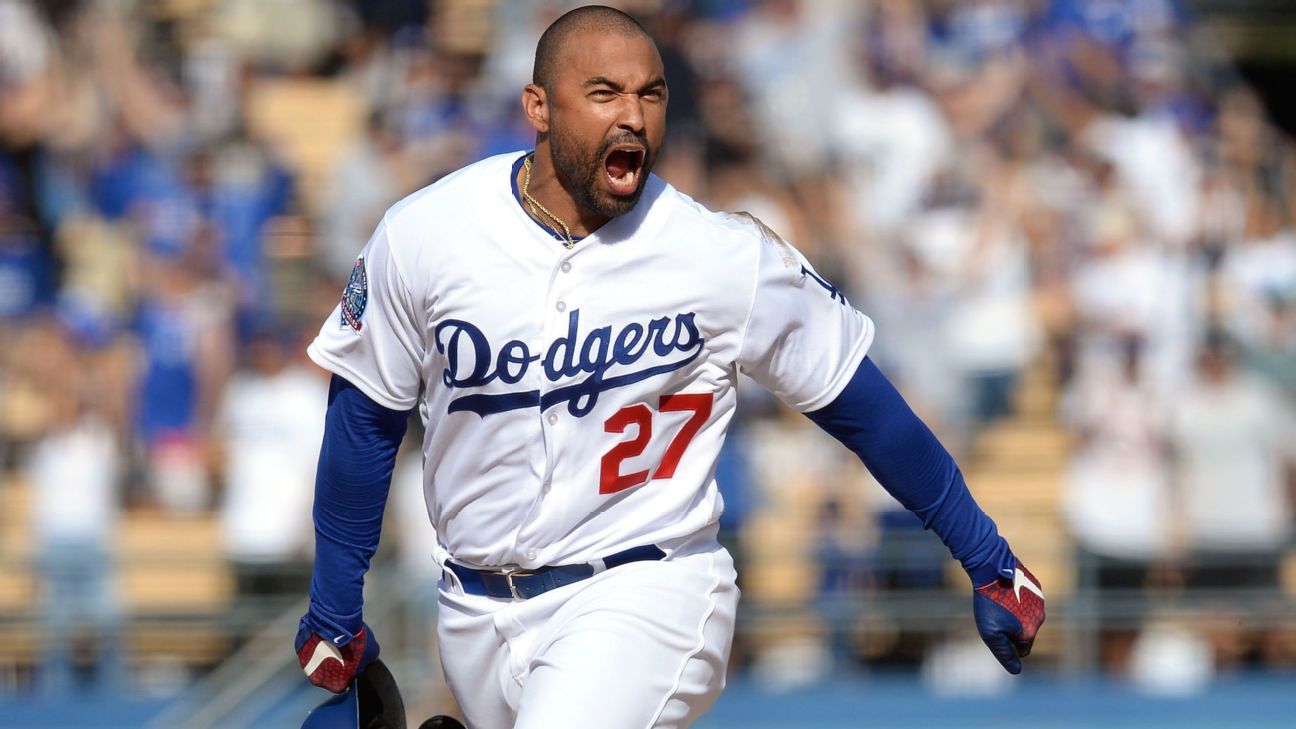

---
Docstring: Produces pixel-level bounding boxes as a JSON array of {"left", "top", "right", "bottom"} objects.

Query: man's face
[{"left": 546, "top": 32, "right": 667, "bottom": 218}]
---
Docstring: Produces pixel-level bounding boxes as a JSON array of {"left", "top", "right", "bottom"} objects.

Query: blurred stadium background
[{"left": 2, "top": 0, "right": 1295, "bottom": 727}]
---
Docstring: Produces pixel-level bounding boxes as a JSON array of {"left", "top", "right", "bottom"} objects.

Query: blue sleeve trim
[
  {"left": 303, "top": 375, "right": 411, "bottom": 643},
  {"left": 804, "top": 357, "right": 1015, "bottom": 586}
]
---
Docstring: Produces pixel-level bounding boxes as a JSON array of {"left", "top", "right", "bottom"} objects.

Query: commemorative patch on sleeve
[{"left": 340, "top": 257, "right": 368, "bottom": 331}]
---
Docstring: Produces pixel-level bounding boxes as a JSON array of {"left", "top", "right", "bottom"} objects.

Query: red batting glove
[
  {"left": 295, "top": 624, "right": 372, "bottom": 693},
  {"left": 972, "top": 560, "right": 1045, "bottom": 674}
]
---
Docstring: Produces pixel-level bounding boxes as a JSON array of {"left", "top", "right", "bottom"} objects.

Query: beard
[{"left": 549, "top": 126, "right": 653, "bottom": 220}]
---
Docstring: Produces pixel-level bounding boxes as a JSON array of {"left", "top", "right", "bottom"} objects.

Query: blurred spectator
[
  {"left": 814, "top": 496, "right": 872, "bottom": 670},
  {"left": 1239, "top": 292, "right": 1296, "bottom": 404},
  {"left": 1217, "top": 194, "right": 1296, "bottom": 349},
  {"left": 1036, "top": 0, "right": 1189, "bottom": 116},
  {"left": 1169, "top": 332, "right": 1296, "bottom": 667},
  {"left": 0, "top": 0, "right": 58, "bottom": 156},
  {"left": 1063, "top": 337, "right": 1171, "bottom": 564},
  {"left": 1169, "top": 332, "right": 1296, "bottom": 564},
  {"left": 216, "top": 0, "right": 345, "bottom": 73},
  {"left": 730, "top": 0, "right": 861, "bottom": 177},
  {"left": 862, "top": 245, "right": 964, "bottom": 440},
  {"left": 0, "top": 213, "right": 54, "bottom": 319},
  {"left": 0, "top": 1, "right": 52, "bottom": 94},
  {"left": 832, "top": 15, "right": 954, "bottom": 239},
  {"left": 201, "top": 127, "right": 296, "bottom": 336},
  {"left": 1062, "top": 336, "right": 1171, "bottom": 673},
  {"left": 133, "top": 251, "right": 235, "bottom": 513},
  {"left": 929, "top": 0, "right": 1030, "bottom": 65},
  {"left": 215, "top": 326, "right": 326, "bottom": 596},
  {"left": 1080, "top": 89, "right": 1201, "bottom": 248},
  {"left": 320, "top": 112, "right": 410, "bottom": 278},
  {"left": 25, "top": 323, "right": 123, "bottom": 695},
  {"left": 900, "top": 149, "right": 1041, "bottom": 437},
  {"left": 1069, "top": 200, "right": 1195, "bottom": 387}
]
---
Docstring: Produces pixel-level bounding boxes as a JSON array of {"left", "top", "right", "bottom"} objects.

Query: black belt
[{"left": 445, "top": 545, "right": 666, "bottom": 600}]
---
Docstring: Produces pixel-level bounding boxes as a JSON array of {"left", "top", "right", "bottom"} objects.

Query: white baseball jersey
[{"left": 308, "top": 151, "right": 874, "bottom": 570}]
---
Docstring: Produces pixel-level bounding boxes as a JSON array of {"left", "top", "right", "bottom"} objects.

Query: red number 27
[{"left": 599, "top": 393, "right": 714, "bottom": 495}]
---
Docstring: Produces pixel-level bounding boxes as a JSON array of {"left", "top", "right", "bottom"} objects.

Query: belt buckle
[{"left": 504, "top": 569, "right": 536, "bottom": 600}]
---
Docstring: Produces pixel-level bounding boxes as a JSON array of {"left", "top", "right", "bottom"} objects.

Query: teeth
[{"left": 605, "top": 149, "right": 642, "bottom": 190}]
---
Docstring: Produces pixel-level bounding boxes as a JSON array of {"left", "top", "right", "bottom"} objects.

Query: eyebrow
[{"left": 585, "top": 75, "right": 667, "bottom": 93}]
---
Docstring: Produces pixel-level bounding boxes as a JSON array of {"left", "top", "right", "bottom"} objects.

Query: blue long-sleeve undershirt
[
  {"left": 805, "top": 357, "right": 1015, "bottom": 586},
  {"left": 302, "top": 375, "right": 410, "bottom": 644}
]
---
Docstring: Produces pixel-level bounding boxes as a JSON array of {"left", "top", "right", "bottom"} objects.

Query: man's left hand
[
  {"left": 295, "top": 621, "right": 378, "bottom": 693},
  {"left": 973, "top": 560, "right": 1045, "bottom": 674}
]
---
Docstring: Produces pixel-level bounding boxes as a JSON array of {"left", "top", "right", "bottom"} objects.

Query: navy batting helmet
[{"left": 302, "top": 657, "right": 406, "bottom": 729}]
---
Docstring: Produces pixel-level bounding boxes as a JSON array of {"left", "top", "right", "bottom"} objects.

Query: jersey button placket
[{"left": 540, "top": 251, "right": 575, "bottom": 509}]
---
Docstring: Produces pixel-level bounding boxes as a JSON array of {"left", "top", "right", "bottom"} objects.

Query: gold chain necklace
[{"left": 521, "top": 154, "right": 576, "bottom": 250}]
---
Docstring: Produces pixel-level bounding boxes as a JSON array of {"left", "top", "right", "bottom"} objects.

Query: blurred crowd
[{"left": 2, "top": 0, "right": 1295, "bottom": 693}]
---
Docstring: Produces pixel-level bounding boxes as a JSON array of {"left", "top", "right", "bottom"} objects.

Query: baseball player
[{"left": 294, "top": 6, "right": 1045, "bottom": 728}]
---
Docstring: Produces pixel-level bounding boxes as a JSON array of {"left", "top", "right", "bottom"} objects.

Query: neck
[{"left": 520, "top": 145, "right": 610, "bottom": 237}]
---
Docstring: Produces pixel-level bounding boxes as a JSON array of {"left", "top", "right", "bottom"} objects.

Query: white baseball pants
[{"left": 436, "top": 545, "right": 739, "bottom": 729}]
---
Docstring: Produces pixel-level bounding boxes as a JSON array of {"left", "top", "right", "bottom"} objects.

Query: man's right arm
[
  {"left": 295, "top": 374, "right": 410, "bottom": 692},
  {"left": 296, "top": 214, "right": 424, "bottom": 691}
]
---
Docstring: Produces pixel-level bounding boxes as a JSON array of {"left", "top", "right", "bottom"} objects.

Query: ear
[{"left": 522, "top": 83, "right": 549, "bottom": 134}]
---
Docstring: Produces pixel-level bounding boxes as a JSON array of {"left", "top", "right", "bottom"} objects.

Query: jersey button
[
  {"left": 560, "top": 262, "right": 572, "bottom": 273},
  {"left": 542, "top": 482, "right": 552, "bottom": 494},
  {"left": 547, "top": 413, "right": 558, "bottom": 425},
  {"left": 556, "top": 300, "right": 567, "bottom": 312},
  {"left": 526, "top": 549, "right": 538, "bottom": 561}
]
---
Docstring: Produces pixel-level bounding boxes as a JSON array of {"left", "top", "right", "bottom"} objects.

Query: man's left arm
[
  {"left": 805, "top": 357, "right": 1045, "bottom": 674},
  {"left": 729, "top": 222, "right": 1044, "bottom": 673}
]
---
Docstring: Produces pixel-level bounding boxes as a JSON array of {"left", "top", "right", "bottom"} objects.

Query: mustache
[{"left": 596, "top": 132, "right": 650, "bottom": 159}]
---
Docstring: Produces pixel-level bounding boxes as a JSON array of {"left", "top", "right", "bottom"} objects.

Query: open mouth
[{"left": 603, "top": 145, "right": 646, "bottom": 196}]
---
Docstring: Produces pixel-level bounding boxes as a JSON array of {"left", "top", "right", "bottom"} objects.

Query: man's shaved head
[{"left": 533, "top": 5, "right": 653, "bottom": 91}]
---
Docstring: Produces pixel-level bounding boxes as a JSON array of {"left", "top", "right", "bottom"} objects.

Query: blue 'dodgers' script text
[{"left": 434, "top": 309, "right": 704, "bottom": 417}]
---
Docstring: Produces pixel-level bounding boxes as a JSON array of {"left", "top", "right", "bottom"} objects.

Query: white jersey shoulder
[
  {"left": 646, "top": 180, "right": 796, "bottom": 258},
  {"left": 378, "top": 152, "right": 520, "bottom": 263},
  {"left": 386, "top": 152, "right": 514, "bottom": 222}
]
